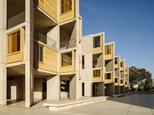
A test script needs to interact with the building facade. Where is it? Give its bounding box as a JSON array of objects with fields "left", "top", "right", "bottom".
[{"left": 0, "top": 0, "right": 129, "bottom": 108}]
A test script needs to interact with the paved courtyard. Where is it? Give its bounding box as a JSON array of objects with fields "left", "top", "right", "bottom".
[{"left": 0, "top": 93, "right": 154, "bottom": 115}]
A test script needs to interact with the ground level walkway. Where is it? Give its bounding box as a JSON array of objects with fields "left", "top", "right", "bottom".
[{"left": 0, "top": 93, "right": 154, "bottom": 115}]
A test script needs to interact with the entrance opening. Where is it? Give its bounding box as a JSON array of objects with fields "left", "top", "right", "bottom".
[
  {"left": 61, "top": 80, "right": 69, "bottom": 100},
  {"left": 7, "top": 76, "right": 25, "bottom": 105},
  {"left": 43, "top": 79, "right": 47, "bottom": 99}
]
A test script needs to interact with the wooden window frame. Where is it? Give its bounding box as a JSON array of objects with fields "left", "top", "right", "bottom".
[
  {"left": 7, "top": 28, "right": 23, "bottom": 55},
  {"left": 93, "top": 36, "right": 100, "bottom": 48},
  {"left": 61, "top": 51, "right": 73, "bottom": 66},
  {"left": 61, "top": 0, "right": 72, "bottom": 14}
]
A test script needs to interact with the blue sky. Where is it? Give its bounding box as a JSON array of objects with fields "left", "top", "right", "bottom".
[{"left": 80, "top": 0, "right": 154, "bottom": 78}]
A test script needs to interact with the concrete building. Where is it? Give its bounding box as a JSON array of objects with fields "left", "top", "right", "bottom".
[
  {"left": 114, "top": 56, "right": 121, "bottom": 94},
  {"left": 0, "top": 0, "right": 82, "bottom": 108},
  {"left": 0, "top": 0, "right": 129, "bottom": 108},
  {"left": 81, "top": 33, "right": 105, "bottom": 97}
]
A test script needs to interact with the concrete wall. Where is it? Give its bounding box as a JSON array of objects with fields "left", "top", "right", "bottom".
[
  {"left": 47, "top": 75, "right": 60, "bottom": 100},
  {"left": 105, "top": 60, "right": 114, "bottom": 72},
  {"left": 47, "top": 25, "right": 59, "bottom": 49},
  {"left": 69, "top": 75, "right": 77, "bottom": 99},
  {"left": 7, "top": 77, "right": 24, "bottom": 100}
]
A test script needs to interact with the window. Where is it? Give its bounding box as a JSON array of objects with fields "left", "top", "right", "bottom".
[
  {"left": 121, "top": 80, "right": 123, "bottom": 84},
  {"left": 61, "top": 52, "right": 72, "bottom": 66},
  {"left": 93, "top": 36, "right": 100, "bottom": 48},
  {"left": 82, "top": 55, "right": 85, "bottom": 69},
  {"left": 125, "top": 82, "right": 127, "bottom": 85},
  {"left": 38, "top": 45, "right": 43, "bottom": 62},
  {"left": 8, "top": 31, "right": 20, "bottom": 54},
  {"left": 120, "top": 62, "right": 123, "bottom": 67},
  {"left": 106, "top": 73, "right": 111, "bottom": 79},
  {"left": 61, "top": 0, "right": 72, "bottom": 14},
  {"left": 105, "top": 45, "right": 111, "bottom": 55},
  {"left": 115, "top": 58, "right": 118, "bottom": 64},
  {"left": 93, "top": 70, "right": 100, "bottom": 77},
  {"left": 115, "top": 78, "right": 118, "bottom": 83}
]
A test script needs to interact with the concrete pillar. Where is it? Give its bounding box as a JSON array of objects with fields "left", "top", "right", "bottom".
[
  {"left": 69, "top": 75, "right": 77, "bottom": 99},
  {"left": 98, "top": 82, "right": 105, "bottom": 96},
  {"left": 0, "top": 0, "right": 7, "bottom": 105},
  {"left": 47, "top": 75, "right": 60, "bottom": 100},
  {"left": 85, "top": 82, "right": 92, "bottom": 97},
  {"left": 25, "top": 0, "right": 34, "bottom": 108}
]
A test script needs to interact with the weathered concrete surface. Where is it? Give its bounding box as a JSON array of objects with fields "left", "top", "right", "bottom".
[{"left": 0, "top": 94, "right": 154, "bottom": 115}]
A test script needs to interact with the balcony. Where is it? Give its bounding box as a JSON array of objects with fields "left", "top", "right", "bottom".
[
  {"left": 60, "top": 21, "right": 76, "bottom": 50},
  {"left": 60, "top": 50, "right": 75, "bottom": 73},
  {"left": 34, "top": 41, "right": 57, "bottom": 73},
  {"left": 6, "top": 27, "right": 24, "bottom": 64},
  {"left": 93, "top": 53, "right": 103, "bottom": 68},
  {"left": 34, "top": 0, "right": 57, "bottom": 21},
  {"left": 105, "top": 60, "right": 114, "bottom": 72},
  {"left": 93, "top": 69, "right": 103, "bottom": 81},
  {"left": 104, "top": 72, "right": 113, "bottom": 84}
]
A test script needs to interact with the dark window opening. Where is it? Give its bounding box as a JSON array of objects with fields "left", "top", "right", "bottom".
[
  {"left": 8, "top": 31, "right": 21, "bottom": 54},
  {"left": 38, "top": 45, "right": 43, "bottom": 62},
  {"left": 82, "top": 55, "right": 85, "bottom": 69},
  {"left": 93, "top": 36, "right": 100, "bottom": 48}
]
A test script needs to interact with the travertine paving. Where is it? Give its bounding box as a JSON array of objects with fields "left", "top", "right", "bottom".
[{"left": 0, "top": 94, "right": 154, "bottom": 115}]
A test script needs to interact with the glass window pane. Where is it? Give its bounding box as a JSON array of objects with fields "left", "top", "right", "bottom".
[{"left": 93, "top": 36, "right": 100, "bottom": 48}]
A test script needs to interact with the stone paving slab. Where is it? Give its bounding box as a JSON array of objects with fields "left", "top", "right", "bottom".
[{"left": 0, "top": 93, "right": 154, "bottom": 115}]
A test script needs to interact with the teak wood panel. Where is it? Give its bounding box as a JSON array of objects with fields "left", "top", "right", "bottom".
[
  {"left": 36, "top": 0, "right": 57, "bottom": 21},
  {"left": 60, "top": 0, "right": 75, "bottom": 23},
  {"left": 6, "top": 28, "right": 24, "bottom": 64},
  {"left": 104, "top": 44, "right": 114, "bottom": 60},
  {"left": 104, "top": 72, "right": 113, "bottom": 84},
  {"left": 93, "top": 69, "right": 102, "bottom": 81},
  {"left": 34, "top": 42, "right": 57, "bottom": 72},
  {"left": 60, "top": 50, "right": 75, "bottom": 73}
]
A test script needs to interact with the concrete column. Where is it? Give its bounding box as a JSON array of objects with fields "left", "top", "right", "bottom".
[
  {"left": 25, "top": 0, "right": 34, "bottom": 108},
  {"left": 85, "top": 82, "right": 92, "bottom": 97},
  {"left": 0, "top": 0, "right": 7, "bottom": 105},
  {"left": 98, "top": 82, "right": 105, "bottom": 96},
  {"left": 47, "top": 75, "right": 60, "bottom": 100},
  {"left": 69, "top": 75, "right": 77, "bottom": 99}
]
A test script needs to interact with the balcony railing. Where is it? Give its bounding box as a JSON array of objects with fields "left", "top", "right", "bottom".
[
  {"left": 35, "top": 35, "right": 57, "bottom": 50},
  {"left": 60, "top": 39, "right": 76, "bottom": 50}
]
